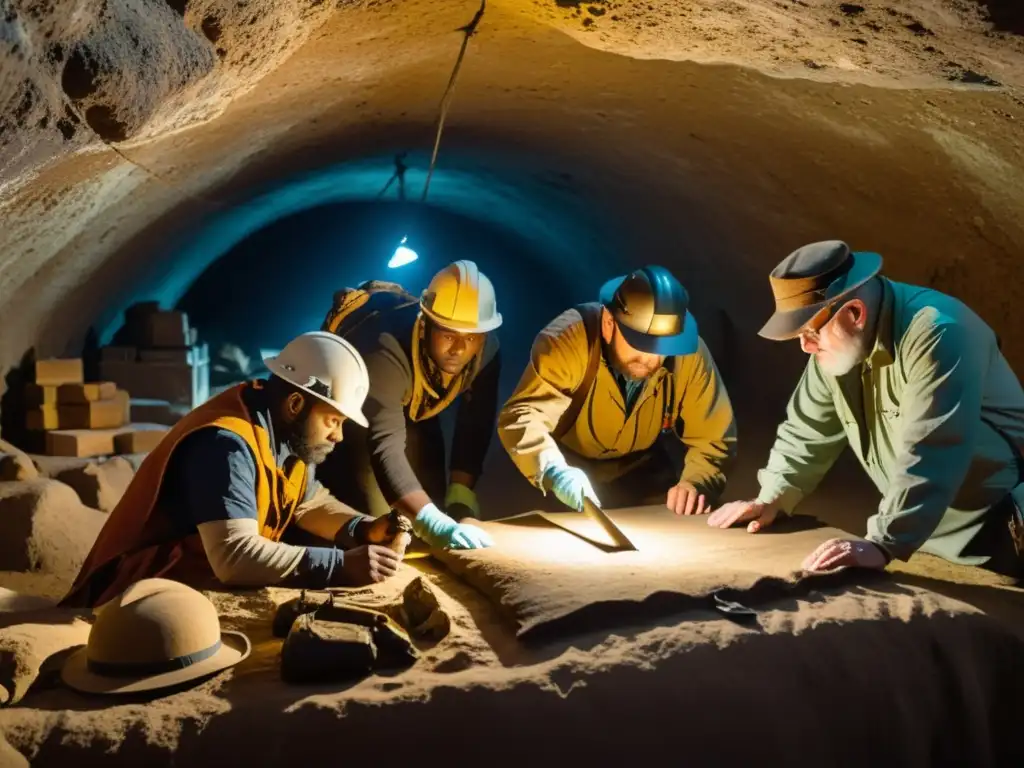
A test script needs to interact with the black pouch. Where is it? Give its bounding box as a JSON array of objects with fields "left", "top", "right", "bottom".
[{"left": 280, "top": 613, "right": 377, "bottom": 684}]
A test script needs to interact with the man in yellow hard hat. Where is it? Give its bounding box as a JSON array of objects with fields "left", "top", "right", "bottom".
[
  {"left": 318, "top": 261, "right": 501, "bottom": 550},
  {"left": 61, "top": 332, "right": 402, "bottom": 609},
  {"left": 498, "top": 265, "right": 737, "bottom": 515}
]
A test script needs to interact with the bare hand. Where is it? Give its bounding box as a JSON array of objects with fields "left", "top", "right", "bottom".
[
  {"left": 706, "top": 499, "right": 778, "bottom": 533},
  {"left": 801, "top": 538, "right": 888, "bottom": 572},
  {"left": 667, "top": 481, "right": 708, "bottom": 516},
  {"left": 339, "top": 544, "right": 400, "bottom": 586}
]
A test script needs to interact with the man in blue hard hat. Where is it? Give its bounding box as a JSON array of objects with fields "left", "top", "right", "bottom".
[{"left": 498, "top": 265, "right": 737, "bottom": 515}]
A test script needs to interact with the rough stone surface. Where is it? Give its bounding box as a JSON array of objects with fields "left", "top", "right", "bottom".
[
  {"left": 53, "top": 455, "right": 133, "bottom": 512},
  {"left": 0, "top": 479, "right": 104, "bottom": 580}
]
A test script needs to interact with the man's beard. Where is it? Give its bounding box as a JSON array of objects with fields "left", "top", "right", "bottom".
[
  {"left": 605, "top": 334, "right": 661, "bottom": 381},
  {"left": 284, "top": 415, "right": 334, "bottom": 465},
  {"left": 817, "top": 328, "right": 871, "bottom": 377}
]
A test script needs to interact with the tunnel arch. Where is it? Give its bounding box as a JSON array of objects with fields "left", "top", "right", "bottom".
[{"left": 91, "top": 146, "right": 625, "bottom": 343}]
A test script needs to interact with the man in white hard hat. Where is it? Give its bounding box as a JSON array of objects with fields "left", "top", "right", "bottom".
[
  {"left": 61, "top": 332, "right": 402, "bottom": 609},
  {"left": 499, "top": 265, "right": 737, "bottom": 515},
  {"left": 318, "top": 261, "right": 501, "bottom": 550}
]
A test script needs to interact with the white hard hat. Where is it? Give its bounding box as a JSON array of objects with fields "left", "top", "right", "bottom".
[
  {"left": 419, "top": 260, "right": 502, "bottom": 334},
  {"left": 263, "top": 331, "right": 369, "bottom": 427}
]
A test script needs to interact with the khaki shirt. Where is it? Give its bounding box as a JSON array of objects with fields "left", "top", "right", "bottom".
[
  {"left": 757, "top": 278, "right": 1024, "bottom": 563},
  {"left": 498, "top": 306, "right": 737, "bottom": 499}
]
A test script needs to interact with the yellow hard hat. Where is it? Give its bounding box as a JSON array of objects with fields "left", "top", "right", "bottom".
[{"left": 419, "top": 260, "right": 502, "bottom": 334}]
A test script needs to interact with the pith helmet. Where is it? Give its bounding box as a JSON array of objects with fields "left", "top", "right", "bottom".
[
  {"left": 420, "top": 260, "right": 502, "bottom": 334},
  {"left": 61, "top": 578, "right": 251, "bottom": 696},
  {"left": 263, "top": 331, "right": 370, "bottom": 427},
  {"left": 599, "top": 265, "right": 699, "bottom": 356}
]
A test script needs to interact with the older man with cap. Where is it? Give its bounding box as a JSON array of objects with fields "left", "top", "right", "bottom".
[
  {"left": 61, "top": 332, "right": 403, "bottom": 609},
  {"left": 499, "top": 265, "right": 737, "bottom": 515},
  {"left": 708, "top": 240, "right": 1024, "bottom": 576}
]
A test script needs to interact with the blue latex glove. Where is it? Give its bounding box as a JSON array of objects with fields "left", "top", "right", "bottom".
[
  {"left": 543, "top": 464, "right": 601, "bottom": 512},
  {"left": 445, "top": 482, "right": 481, "bottom": 519},
  {"left": 413, "top": 503, "right": 494, "bottom": 550}
]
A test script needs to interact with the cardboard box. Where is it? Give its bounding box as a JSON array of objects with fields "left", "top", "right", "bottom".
[
  {"left": 24, "top": 384, "right": 58, "bottom": 407},
  {"left": 100, "top": 346, "right": 136, "bottom": 362},
  {"left": 34, "top": 358, "right": 84, "bottom": 386},
  {"left": 139, "top": 348, "right": 192, "bottom": 364},
  {"left": 26, "top": 405, "right": 60, "bottom": 431},
  {"left": 46, "top": 428, "right": 122, "bottom": 458},
  {"left": 141, "top": 311, "right": 190, "bottom": 348},
  {"left": 58, "top": 390, "right": 130, "bottom": 430},
  {"left": 114, "top": 424, "right": 170, "bottom": 454},
  {"left": 57, "top": 381, "right": 117, "bottom": 404},
  {"left": 129, "top": 399, "right": 180, "bottom": 426},
  {"left": 100, "top": 346, "right": 209, "bottom": 409}
]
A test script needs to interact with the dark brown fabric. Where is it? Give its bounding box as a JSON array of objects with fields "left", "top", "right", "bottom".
[{"left": 435, "top": 507, "right": 873, "bottom": 639}]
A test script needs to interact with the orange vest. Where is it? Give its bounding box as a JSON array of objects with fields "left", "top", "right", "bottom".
[{"left": 60, "top": 381, "right": 309, "bottom": 608}]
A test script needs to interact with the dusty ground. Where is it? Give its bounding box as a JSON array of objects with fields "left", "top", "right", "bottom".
[{"left": 1, "top": 552, "right": 1023, "bottom": 766}]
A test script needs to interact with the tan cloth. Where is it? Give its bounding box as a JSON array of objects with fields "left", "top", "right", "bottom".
[
  {"left": 497, "top": 305, "right": 736, "bottom": 499},
  {"left": 434, "top": 507, "right": 867, "bottom": 638}
]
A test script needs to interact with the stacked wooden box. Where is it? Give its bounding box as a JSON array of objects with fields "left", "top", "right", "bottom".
[
  {"left": 27, "top": 358, "right": 169, "bottom": 458},
  {"left": 99, "top": 302, "right": 210, "bottom": 414}
]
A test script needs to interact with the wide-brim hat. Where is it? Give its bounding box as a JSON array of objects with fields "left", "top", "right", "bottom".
[
  {"left": 61, "top": 578, "right": 251, "bottom": 696},
  {"left": 599, "top": 272, "right": 699, "bottom": 356},
  {"left": 759, "top": 240, "right": 883, "bottom": 341}
]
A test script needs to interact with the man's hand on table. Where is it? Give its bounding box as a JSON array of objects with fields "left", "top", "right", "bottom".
[
  {"left": 801, "top": 538, "right": 888, "bottom": 572},
  {"left": 667, "top": 481, "right": 709, "bottom": 516},
  {"left": 706, "top": 499, "right": 779, "bottom": 533}
]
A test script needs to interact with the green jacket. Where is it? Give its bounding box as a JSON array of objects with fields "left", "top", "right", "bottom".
[{"left": 757, "top": 278, "right": 1024, "bottom": 563}]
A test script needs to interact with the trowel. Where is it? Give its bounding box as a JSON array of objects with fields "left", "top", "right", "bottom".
[{"left": 581, "top": 497, "right": 638, "bottom": 552}]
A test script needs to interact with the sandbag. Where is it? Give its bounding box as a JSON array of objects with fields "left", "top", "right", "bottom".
[
  {"left": 0, "top": 597, "right": 91, "bottom": 708},
  {"left": 54, "top": 457, "right": 134, "bottom": 513},
  {"left": 0, "top": 480, "right": 106, "bottom": 581},
  {"left": 434, "top": 507, "right": 873, "bottom": 639},
  {"left": 0, "top": 454, "right": 38, "bottom": 482}
]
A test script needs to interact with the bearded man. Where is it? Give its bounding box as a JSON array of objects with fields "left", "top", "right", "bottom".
[
  {"left": 498, "top": 265, "right": 737, "bottom": 515},
  {"left": 61, "top": 332, "right": 402, "bottom": 609},
  {"left": 708, "top": 240, "right": 1024, "bottom": 577}
]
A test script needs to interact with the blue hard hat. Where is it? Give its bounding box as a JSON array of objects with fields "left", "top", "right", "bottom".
[{"left": 599, "top": 266, "right": 699, "bottom": 356}]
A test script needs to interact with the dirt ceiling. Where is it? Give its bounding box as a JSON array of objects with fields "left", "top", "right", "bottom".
[{"left": 1, "top": 0, "right": 1023, "bottom": 400}]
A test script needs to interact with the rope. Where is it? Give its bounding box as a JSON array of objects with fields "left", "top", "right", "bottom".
[
  {"left": 28, "top": 0, "right": 488, "bottom": 210},
  {"left": 420, "top": 0, "right": 487, "bottom": 203}
]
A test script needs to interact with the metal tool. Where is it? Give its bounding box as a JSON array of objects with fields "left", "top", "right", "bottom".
[{"left": 581, "top": 497, "right": 638, "bottom": 552}]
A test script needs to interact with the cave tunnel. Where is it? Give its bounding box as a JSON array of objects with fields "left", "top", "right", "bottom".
[
  {"left": 3, "top": 0, "right": 1024, "bottom": 530},
  {"left": 3, "top": 0, "right": 1024, "bottom": 762}
]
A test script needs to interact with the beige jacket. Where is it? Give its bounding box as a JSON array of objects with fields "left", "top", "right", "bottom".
[{"left": 498, "top": 305, "right": 737, "bottom": 499}]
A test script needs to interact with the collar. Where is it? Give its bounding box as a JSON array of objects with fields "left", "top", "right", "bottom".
[
  {"left": 246, "top": 382, "right": 296, "bottom": 468},
  {"left": 865, "top": 277, "right": 895, "bottom": 369}
]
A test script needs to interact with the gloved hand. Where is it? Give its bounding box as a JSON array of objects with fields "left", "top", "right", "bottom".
[
  {"left": 412, "top": 503, "right": 494, "bottom": 550},
  {"left": 543, "top": 464, "right": 601, "bottom": 512},
  {"left": 445, "top": 481, "right": 481, "bottom": 520}
]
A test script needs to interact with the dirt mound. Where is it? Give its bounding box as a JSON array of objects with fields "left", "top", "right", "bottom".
[
  {"left": 0, "top": 456, "right": 38, "bottom": 483},
  {"left": 54, "top": 457, "right": 134, "bottom": 513},
  {"left": 0, "top": 480, "right": 105, "bottom": 584}
]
